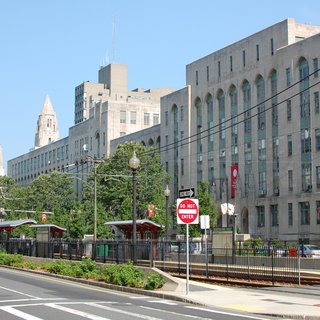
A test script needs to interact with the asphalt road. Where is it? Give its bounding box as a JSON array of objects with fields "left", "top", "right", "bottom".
[{"left": 0, "top": 267, "right": 275, "bottom": 320}]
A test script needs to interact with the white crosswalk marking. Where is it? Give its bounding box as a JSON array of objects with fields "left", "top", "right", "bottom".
[
  {"left": 0, "top": 306, "right": 44, "bottom": 320},
  {"left": 87, "top": 302, "right": 165, "bottom": 320},
  {"left": 46, "top": 303, "right": 111, "bottom": 319}
]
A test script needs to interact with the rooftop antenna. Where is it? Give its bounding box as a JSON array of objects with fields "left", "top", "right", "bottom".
[{"left": 112, "top": 15, "right": 116, "bottom": 63}]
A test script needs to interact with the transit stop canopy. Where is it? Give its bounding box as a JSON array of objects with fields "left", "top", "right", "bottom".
[
  {"left": 105, "top": 219, "right": 163, "bottom": 239},
  {"left": 30, "top": 224, "right": 67, "bottom": 240},
  {"left": 0, "top": 219, "right": 37, "bottom": 232}
]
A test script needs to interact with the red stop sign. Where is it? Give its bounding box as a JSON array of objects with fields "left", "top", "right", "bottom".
[{"left": 177, "top": 198, "right": 199, "bottom": 224}]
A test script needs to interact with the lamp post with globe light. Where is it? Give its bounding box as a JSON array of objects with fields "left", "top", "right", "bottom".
[
  {"left": 164, "top": 185, "right": 170, "bottom": 241},
  {"left": 129, "top": 151, "right": 140, "bottom": 264}
]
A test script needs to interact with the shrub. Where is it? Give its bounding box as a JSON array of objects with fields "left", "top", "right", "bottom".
[
  {"left": 46, "top": 259, "right": 68, "bottom": 274},
  {"left": 0, "top": 252, "right": 24, "bottom": 266},
  {"left": 98, "top": 262, "right": 144, "bottom": 288},
  {"left": 144, "top": 271, "right": 165, "bottom": 290}
]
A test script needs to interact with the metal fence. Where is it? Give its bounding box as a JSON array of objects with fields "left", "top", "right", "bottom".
[{"left": 0, "top": 238, "right": 305, "bottom": 285}]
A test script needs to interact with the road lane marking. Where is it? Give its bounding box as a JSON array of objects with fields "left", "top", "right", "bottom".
[
  {"left": 0, "top": 297, "right": 66, "bottom": 304},
  {"left": 186, "top": 306, "right": 270, "bottom": 320},
  {"left": 87, "top": 302, "right": 165, "bottom": 320},
  {"left": 0, "top": 285, "right": 41, "bottom": 299},
  {"left": 141, "top": 305, "right": 214, "bottom": 319},
  {"left": 46, "top": 303, "right": 111, "bottom": 319},
  {"left": 0, "top": 306, "right": 44, "bottom": 320}
]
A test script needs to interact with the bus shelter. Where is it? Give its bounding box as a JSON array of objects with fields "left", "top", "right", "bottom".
[
  {"left": 104, "top": 219, "right": 163, "bottom": 260},
  {"left": 30, "top": 224, "right": 66, "bottom": 258},
  {"left": 104, "top": 219, "right": 163, "bottom": 240},
  {"left": 0, "top": 219, "right": 37, "bottom": 240}
]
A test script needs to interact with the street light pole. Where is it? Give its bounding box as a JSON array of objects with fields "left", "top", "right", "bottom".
[
  {"left": 129, "top": 151, "right": 140, "bottom": 264},
  {"left": 164, "top": 185, "right": 171, "bottom": 241},
  {"left": 93, "top": 162, "right": 97, "bottom": 243}
]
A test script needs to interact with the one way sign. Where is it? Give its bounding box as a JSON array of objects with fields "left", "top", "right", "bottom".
[{"left": 179, "top": 188, "right": 195, "bottom": 199}]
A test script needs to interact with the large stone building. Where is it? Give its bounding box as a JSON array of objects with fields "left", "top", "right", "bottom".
[
  {"left": 6, "top": 18, "right": 320, "bottom": 244},
  {"left": 160, "top": 18, "right": 320, "bottom": 244},
  {"left": 7, "top": 64, "right": 173, "bottom": 187}
]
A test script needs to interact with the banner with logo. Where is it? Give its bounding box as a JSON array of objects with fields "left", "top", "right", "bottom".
[{"left": 230, "top": 165, "right": 238, "bottom": 198}]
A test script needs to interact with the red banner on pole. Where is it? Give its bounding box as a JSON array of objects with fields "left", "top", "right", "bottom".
[{"left": 230, "top": 165, "right": 238, "bottom": 198}]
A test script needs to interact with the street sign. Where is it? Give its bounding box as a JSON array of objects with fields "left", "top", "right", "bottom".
[
  {"left": 177, "top": 198, "right": 199, "bottom": 224},
  {"left": 200, "top": 215, "right": 210, "bottom": 229},
  {"left": 178, "top": 188, "right": 195, "bottom": 199}
]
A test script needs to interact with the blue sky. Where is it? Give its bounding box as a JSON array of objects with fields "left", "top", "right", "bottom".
[{"left": 1, "top": 0, "right": 320, "bottom": 172}]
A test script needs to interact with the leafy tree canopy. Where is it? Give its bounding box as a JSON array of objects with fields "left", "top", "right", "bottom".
[{"left": 85, "top": 142, "right": 171, "bottom": 238}]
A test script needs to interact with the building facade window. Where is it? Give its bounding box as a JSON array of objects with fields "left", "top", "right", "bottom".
[
  {"left": 287, "top": 100, "right": 292, "bottom": 121},
  {"left": 206, "top": 66, "right": 209, "bottom": 82},
  {"left": 130, "top": 111, "right": 137, "bottom": 124},
  {"left": 288, "top": 170, "right": 293, "bottom": 192},
  {"left": 257, "top": 206, "right": 265, "bottom": 227},
  {"left": 120, "top": 132, "right": 126, "bottom": 136},
  {"left": 196, "top": 70, "right": 198, "bottom": 86},
  {"left": 120, "top": 110, "right": 126, "bottom": 123},
  {"left": 256, "top": 44, "right": 260, "bottom": 61},
  {"left": 180, "top": 106, "right": 184, "bottom": 121},
  {"left": 181, "top": 158, "right": 184, "bottom": 176},
  {"left": 271, "top": 204, "right": 278, "bottom": 226},
  {"left": 301, "top": 129, "right": 311, "bottom": 153},
  {"left": 300, "top": 202, "right": 310, "bottom": 225},
  {"left": 316, "top": 166, "right": 320, "bottom": 188},
  {"left": 144, "top": 113, "right": 150, "bottom": 125},
  {"left": 153, "top": 113, "right": 159, "bottom": 125},
  {"left": 165, "top": 135, "right": 168, "bottom": 151},
  {"left": 317, "top": 201, "right": 320, "bottom": 224},
  {"left": 288, "top": 203, "right": 293, "bottom": 226},
  {"left": 286, "top": 67, "right": 291, "bottom": 86},
  {"left": 230, "top": 56, "right": 233, "bottom": 72},
  {"left": 180, "top": 130, "right": 185, "bottom": 146},
  {"left": 314, "top": 91, "right": 319, "bottom": 113},
  {"left": 270, "top": 38, "right": 274, "bottom": 55},
  {"left": 242, "top": 50, "right": 246, "bottom": 67},
  {"left": 287, "top": 135, "right": 292, "bottom": 156},
  {"left": 313, "top": 57, "right": 319, "bottom": 78},
  {"left": 316, "top": 129, "right": 320, "bottom": 151},
  {"left": 218, "top": 61, "right": 221, "bottom": 79},
  {"left": 165, "top": 111, "right": 168, "bottom": 126}
]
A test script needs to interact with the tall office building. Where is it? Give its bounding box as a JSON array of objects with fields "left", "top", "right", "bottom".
[
  {"left": 161, "top": 18, "right": 320, "bottom": 243},
  {"left": 8, "top": 64, "right": 173, "bottom": 187}
]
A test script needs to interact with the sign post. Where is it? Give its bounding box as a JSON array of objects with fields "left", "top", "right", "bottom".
[
  {"left": 177, "top": 198, "right": 199, "bottom": 295},
  {"left": 200, "top": 215, "right": 210, "bottom": 278}
]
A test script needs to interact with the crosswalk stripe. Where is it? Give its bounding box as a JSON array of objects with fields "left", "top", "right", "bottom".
[
  {"left": 0, "top": 306, "right": 44, "bottom": 320},
  {"left": 46, "top": 303, "right": 111, "bottom": 319},
  {"left": 87, "top": 302, "right": 165, "bottom": 320}
]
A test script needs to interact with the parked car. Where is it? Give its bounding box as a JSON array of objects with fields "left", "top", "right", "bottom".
[{"left": 297, "top": 244, "right": 320, "bottom": 258}]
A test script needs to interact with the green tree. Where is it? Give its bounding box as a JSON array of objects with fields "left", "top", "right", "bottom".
[
  {"left": 26, "top": 172, "right": 76, "bottom": 228},
  {"left": 84, "top": 142, "right": 170, "bottom": 238},
  {"left": 0, "top": 176, "right": 26, "bottom": 213}
]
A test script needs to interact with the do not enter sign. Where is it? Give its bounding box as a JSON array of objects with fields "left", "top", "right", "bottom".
[{"left": 177, "top": 198, "right": 199, "bottom": 225}]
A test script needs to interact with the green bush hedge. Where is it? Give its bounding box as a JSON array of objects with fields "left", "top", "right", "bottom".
[{"left": 0, "top": 253, "right": 165, "bottom": 290}]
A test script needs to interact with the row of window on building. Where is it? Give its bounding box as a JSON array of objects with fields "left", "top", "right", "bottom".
[
  {"left": 119, "top": 111, "right": 159, "bottom": 125},
  {"left": 12, "top": 145, "right": 69, "bottom": 177},
  {"left": 257, "top": 201, "right": 320, "bottom": 227}
]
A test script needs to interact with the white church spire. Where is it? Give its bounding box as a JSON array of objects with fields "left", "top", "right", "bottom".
[{"left": 34, "top": 95, "right": 60, "bottom": 148}]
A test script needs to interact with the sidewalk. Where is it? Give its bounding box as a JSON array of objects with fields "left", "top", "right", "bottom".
[{"left": 158, "top": 273, "right": 320, "bottom": 319}]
